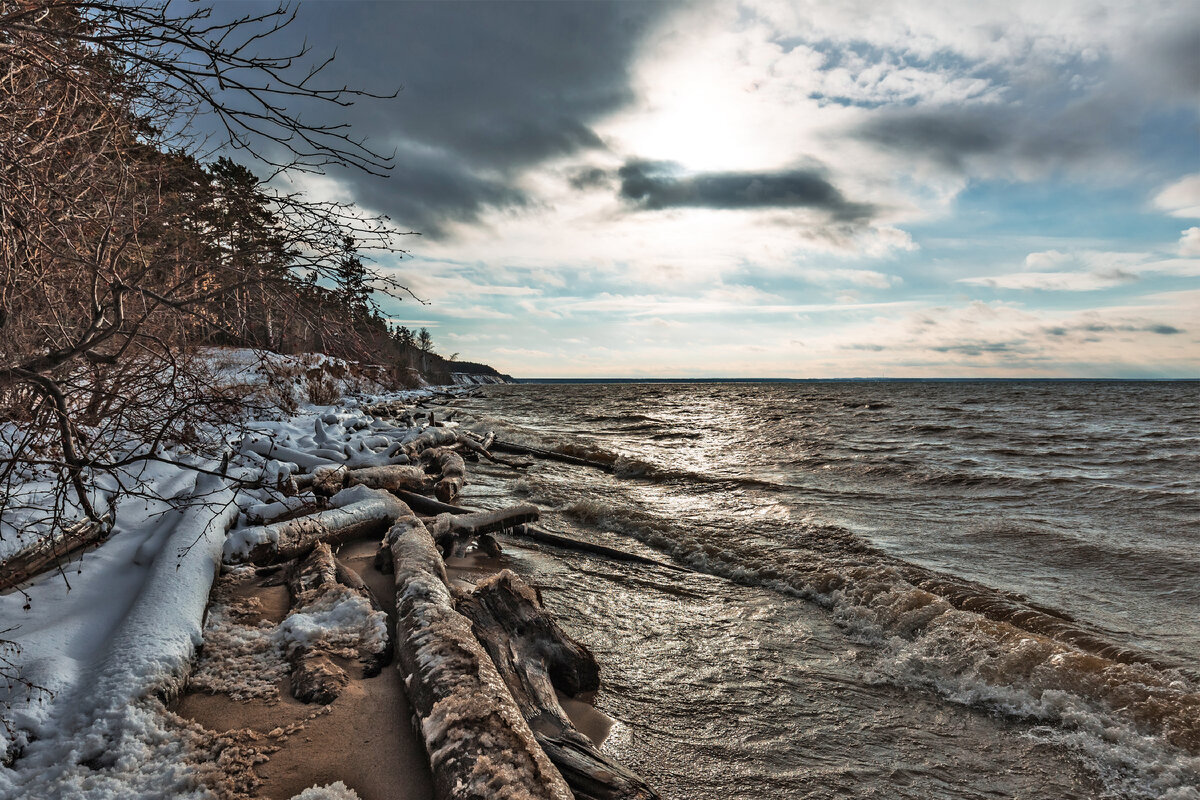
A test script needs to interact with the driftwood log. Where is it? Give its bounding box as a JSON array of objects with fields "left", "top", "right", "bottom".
[
  {"left": 513, "top": 525, "right": 692, "bottom": 574},
  {"left": 0, "top": 514, "right": 113, "bottom": 592},
  {"left": 421, "top": 447, "right": 467, "bottom": 503},
  {"left": 393, "top": 489, "right": 472, "bottom": 517},
  {"left": 345, "top": 464, "right": 433, "bottom": 494},
  {"left": 459, "top": 571, "right": 659, "bottom": 800},
  {"left": 490, "top": 440, "right": 614, "bottom": 473},
  {"left": 223, "top": 485, "right": 405, "bottom": 565},
  {"left": 283, "top": 542, "right": 393, "bottom": 703},
  {"left": 385, "top": 506, "right": 574, "bottom": 800}
]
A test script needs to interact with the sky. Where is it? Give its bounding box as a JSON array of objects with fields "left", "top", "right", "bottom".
[{"left": 267, "top": 0, "right": 1198, "bottom": 378}]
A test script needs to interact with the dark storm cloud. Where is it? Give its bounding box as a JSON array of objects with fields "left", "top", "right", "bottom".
[
  {"left": 347, "top": 146, "right": 528, "bottom": 238},
  {"left": 271, "top": 1, "right": 676, "bottom": 235},
  {"left": 853, "top": 103, "right": 1130, "bottom": 173},
  {"left": 616, "top": 162, "right": 876, "bottom": 221}
]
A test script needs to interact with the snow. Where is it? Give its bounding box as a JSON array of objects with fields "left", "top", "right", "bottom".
[
  {"left": 0, "top": 348, "right": 467, "bottom": 798},
  {"left": 289, "top": 780, "right": 362, "bottom": 800},
  {"left": 274, "top": 586, "right": 388, "bottom": 660}
]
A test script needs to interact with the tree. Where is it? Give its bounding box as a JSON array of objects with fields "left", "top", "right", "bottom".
[
  {"left": 417, "top": 328, "right": 435, "bottom": 354},
  {"left": 0, "top": 0, "right": 414, "bottom": 536}
]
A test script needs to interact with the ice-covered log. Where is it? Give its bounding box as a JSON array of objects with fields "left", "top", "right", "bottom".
[
  {"left": 242, "top": 437, "right": 345, "bottom": 469},
  {"left": 223, "top": 485, "right": 404, "bottom": 565},
  {"left": 285, "top": 543, "right": 349, "bottom": 703},
  {"left": 450, "top": 505, "right": 540, "bottom": 538},
  {"left": 282, "top": 542, "right": 393, "bottom": 702},
  {"left": 243, "top": 493, "right": 319, "bottom": 525},
  {"left": 385, "top": 509, "right": 573, "bottom": 800},
  {"left": 403, "top": 426, "right": 461, "bottom": 458},
  {"left": 344, "top": 464, "right": 433, "bottom": 494},
  {"left": 459, "top": 571, "right": 660, "bottom": 800},
  {"left": 0, "top": 514, "right": 113, "bottom": 592}
]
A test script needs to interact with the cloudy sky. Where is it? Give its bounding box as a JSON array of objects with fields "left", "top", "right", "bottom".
[{"left": 272, "top": 0, "right": 1198, "bottom": 378}]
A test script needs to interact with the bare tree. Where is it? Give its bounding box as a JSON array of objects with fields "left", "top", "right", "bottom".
[{"left": 0, "top": 0, "right": 417, "bottom": 580}]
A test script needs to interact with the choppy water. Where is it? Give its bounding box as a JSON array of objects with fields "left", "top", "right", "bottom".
[{"left": 454, "top": 381, "right": 1200, "bottom": 799}]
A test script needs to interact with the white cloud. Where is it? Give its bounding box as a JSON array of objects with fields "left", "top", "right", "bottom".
[
  {"left": 959, "top": 271, "right": 1133, "bottom": 291},
  {"left": 1154, "top": 174, "right": 1200, "bottom": 218},
  {"left": 1179, "top": 227, "right": 1200, "bottom": 256}
]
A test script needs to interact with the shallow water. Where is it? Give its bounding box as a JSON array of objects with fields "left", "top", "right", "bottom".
[{"left": 456, "top": 381, "right": 1200, "bottom": 799}]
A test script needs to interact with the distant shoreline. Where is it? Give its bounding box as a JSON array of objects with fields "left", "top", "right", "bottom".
[{"left": 513, "top": 377, "right": 1199, "bottom": 384}]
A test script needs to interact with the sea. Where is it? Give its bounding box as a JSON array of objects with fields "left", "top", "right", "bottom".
[{"left": 455, "top": 380, "right": 1199, "bottom": 799}]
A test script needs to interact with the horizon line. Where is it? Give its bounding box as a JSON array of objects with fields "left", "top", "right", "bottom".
[{"left": 508, "top": 376, "right": 1199, "bottom": 383}]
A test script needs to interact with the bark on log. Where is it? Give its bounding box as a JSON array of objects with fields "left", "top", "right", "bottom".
[
  {"left": 459, "top": 571, "right": 660, "bottom": 800},
  {"left": 393, "top": 489, "right": 473, "bottom": 516},
  {"left": 0, "top": 514, "right": 113, "bottom": 592},
  {"left": 386, "top": 509, "right": 574, "bottom": 800},
  {"left": 490, "top": 440, "right": 614, "bottom": 473},
  {"left": 223, "top": 485, "right": 405, "bottom": 565},
  {"left": 422, "top": 447, "right": 467, "bottom": 503}
]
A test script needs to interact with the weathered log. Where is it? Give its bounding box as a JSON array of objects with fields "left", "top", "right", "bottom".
[
  {"left": 243, "top": 493, "right": 320, "bottom": 525},
  {"left": 386, "top": 508, "right": 573, "bottom": 800},
  {"left": 490, "top": 440, "right": 614, "bottom": 473},
  {"left": 393, "top": 489, "right": 473, "bottom": 516},
  {"left": 457, "top": 435, "right": 534, "bottom": 469},
  {"left": 285, "top": 543, "right": 349, "bottom": 703},
  {"left": 450, "top": 504, "right": 540, "bottom": 538},
  {"left": 345, "top": 464, "right": 433, "bottom": 494},
  {"left": 459, "top": 571, "right": 660, "bottom": 800},
  {"left": 422, "top": 447, "right": 467, "bottom": 503},
  {"left": 403, "top": 426, "right": 461, "bottom": 458},
  {"left": 281, "top": 543, "right": 393, "bottom": 701},
  {"left": 513, "top": 525, "right": 692, "bottom": 573},
  {"left": 0, "top": 514, "right": 113, "bottom": 592},
  {"left": 223, "top": 485, "right": 405, "bottom": 565}
]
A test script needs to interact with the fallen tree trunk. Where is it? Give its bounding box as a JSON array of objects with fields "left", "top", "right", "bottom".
[
  {"left": 0, "top": 514, "right": 113, "bottom": 592},
  {"left": 345, "top": 464, "right": 433, "bottom": 494},
  {"left": 223, "top": 485, "right": 405, "bottom": 565},
  {"left": 490, "top": 440, "right": 614, "bottom": 473},
  {"left": 393, "top": 489, "right": 473, "bottom": 517},
  {"left": 513, "top": 525, "right": 692, "bottom": 573},
  {"left": 450, "top": 504, "right": 540, "bottom": 538},
  {"left": 459, "top": 571, "right": 659, "bottom": 800},
  {"left": 285, "top": 543, "right": 350, "bottom": 703},
  {"left": 385, "top": 507, "right": 574, "bottom": 800},
  {"left": 403, "top": 426, "right": 461, "bottom": 458},
  {"left": 282, "top": 542, "right": 394, "bottom": 702},
  {"left": 422, "top": 447, "right": 466, "bottom": 503},
  {"left": 457, "top": 434, "right": 533, "bottom": 469}
]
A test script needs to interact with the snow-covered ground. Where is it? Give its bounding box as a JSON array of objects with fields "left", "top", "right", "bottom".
[{"left": 0, "top": 349, "right": 457, "bottom": 799}]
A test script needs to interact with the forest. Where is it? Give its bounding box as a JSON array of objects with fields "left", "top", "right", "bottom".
[{"left": 0, "top": 1, "right": 503, "bottom": 535}]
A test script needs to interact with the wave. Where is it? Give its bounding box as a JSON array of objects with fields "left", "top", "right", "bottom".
[{"left": 557, "top": 499, "right": 1200, "bottom": 796}]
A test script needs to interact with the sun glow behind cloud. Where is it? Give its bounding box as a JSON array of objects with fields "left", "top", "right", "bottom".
[{"left": 302, "top": 0, "right": 1199, "bottom": 378}]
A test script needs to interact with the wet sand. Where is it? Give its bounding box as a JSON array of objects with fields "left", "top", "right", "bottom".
[{"left": 175, "top": 539, "right": 434, "bottom": 800}]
